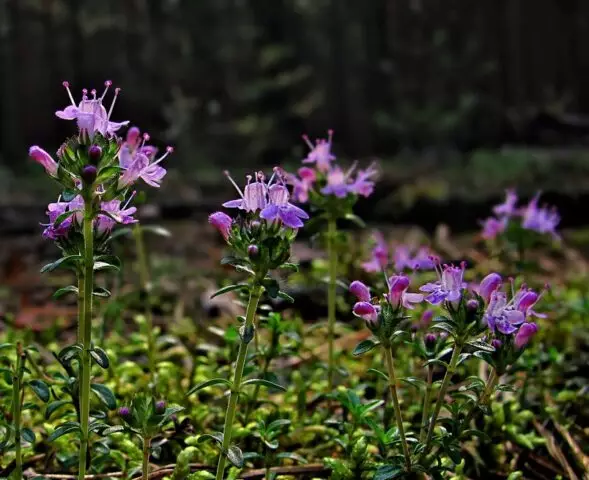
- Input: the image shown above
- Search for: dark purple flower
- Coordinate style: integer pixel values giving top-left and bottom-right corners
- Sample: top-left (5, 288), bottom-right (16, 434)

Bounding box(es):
top-left (349, 280), bottom-right (371, 302)
top-left (260, 183), bottom-right (309, 229)
top-left (209, 212), bottom-right (232, 240)
top-left (479, 272), bottom-right (502, 303)
top-left (420, 262), bottom-right (467, 305)
top-left (119, 406), bottom-right (131, 418)
top-left (155, 400), bottom-right (166, 414)
top-left (29, 146), bottom-right (58, 177)
top-left (493, 189), bottom-right (518, 217)
top-left (247, 244), bottom-right (259, 258)
top-left (55, 80), bottom-right (129, 137)
top-left (223, 171), bottom-right (268, 212)
top-left (514, 322), bottom-right (538, 348)
top-left (301, 130), bottom-right (335, 173)
top-left (362, 232), bottom-right (389, 272)
top-left (418, 310), bottom-right (434, 329)
top-left (88, 145), bottom-right (102, 163)
top-left (81, 165), bottom-right (98, 185)
top-left (424, 333), bottom-right (437, 349)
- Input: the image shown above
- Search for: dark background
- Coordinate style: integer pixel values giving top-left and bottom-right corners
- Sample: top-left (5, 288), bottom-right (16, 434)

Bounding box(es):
top-left (2, 0), bottom-right (589, 223)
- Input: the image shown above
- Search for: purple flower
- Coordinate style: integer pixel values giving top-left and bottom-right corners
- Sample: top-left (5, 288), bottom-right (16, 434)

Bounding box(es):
top-left (484, 290), bottom-right (526, 334)
top-left (349, 280), bottom-right (371, 302)
top-left (493, 189), bottom-right (518, 217)
top-left (349, 163), bottom-right (378, 197)
top-left (301, 130), bottom-right (335, 173)
top-left (29, 146), bottom-right (58, 177)
top-left (514, 322), bottom-right (538, 348)
top-left (287, 167), bottom-right (316, 203)
top-left (118, 132), bottom-right (172, 189)
top-left (362, 232), bottom-right (389, 272)
top-left (521, 193), bottom-right (560, 238)
top-left (353, 301), bottom-right (379, 326)
top-left (260, 183), bottom-right (309, 229)
top-left (55, 81), bottom-right (129, 138)
top-left (412, 248), bottom-right (436, 270)
top-left (417, 310), bottom-right (434, 329)
top-left (223, 172), bottom-right (268, 212)
top-left (387, 274), bottom-right (423, 309)
top-left (420, 262), bottom-right (467, 305)
top-left (392, 245), bottom-right (413, 271)
top-left (42, 195), bottom-right (84, 239)
top-left (209, 212), bottom-right (233, 240)
top-left (321, 166), bottom-right (354, 198)
top-left (512, 286), bottom-right (546, 319)
top-left (479, 272), bottom-right (503, 303)
top-left (96, 199), bottom-right (137, 234)
top-left (119, 406), bottom-right (131, 417)
top-left (481, 216), bottom-right (507, 240)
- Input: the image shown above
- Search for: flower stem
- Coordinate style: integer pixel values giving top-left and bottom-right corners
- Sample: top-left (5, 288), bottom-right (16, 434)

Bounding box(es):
top-left (419, 365), bottom-right (434, 443)
top-left (12, 343), bottom-right (25, 480)
top-left (421, 342), bottom-right (462, 456)
top-left (461, 368), bottom-right (498, 430)
top-left (78, 203), bottom-right (95, 480)
top-left (142, 436), bottom-right (151, 480)
top-left (383, 346), bottom-right (411, 472)
top-left (133, 224), bottom-right (156, 382)
top-left (327, 217), bottom-right (337, 390)
top-left (215, 287), bottom-right (261, 480)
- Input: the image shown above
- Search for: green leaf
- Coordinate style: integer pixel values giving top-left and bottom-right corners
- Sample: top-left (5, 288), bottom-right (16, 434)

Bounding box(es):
top-left (374, 465), bottom-right (404, 480)
top-left (186, 378), bottom-right (232, 396)
top-left (344, 213), bottom-right (366, 228)
top-left (431, 322), bottom-right (456, 337)
top-left (53, 285), bottom-right (78, 299)
top-left (276, 452), bottom-right (307, 464)
top-left (28, 380), bottom-right (50, 403)
top-left (211, 284), bottom-right (246, 299)
top-left (21, 428), bottom-right (36, 444)
top-left (58, 344), bottom-right (83, 363)
top-left (46, 400), bottom-right (72, 420)
top-left (263, 279), bottom-right (280, 298)
top-left (141, 225), bottom-right (172, 237)
top-left (90, 347), bottom-right (110, 369)
top-left (277, 291), bottom-right (294, 303)
top-left (91, 384), bottom-right (117, 410)
top-left (496, 383), bottom-right (516, 392)
top-left (93, 261), bottom-right (120, 272)
top-left (400, 376), bottom-right (426, 390)
top-left (95, 166), bottom-right (122, 184)
top-left (41, 255), bottom-right (82, 273)
top-left (368, 368), bottom-right (389, 382)
top-left (48, 422), bottom-right (80, 442)
top-left (92, 287), bottom-right (111, 298)
top-left (61, 189), bottom-right (78, 202)
top-left (280, 262), bottom-right (299, 272)
top-left (461, 428), bottom-right (491, 442)
top-left (352, 339), bottom-right (379, 356)
top-left (467, 340), bottom-right (495, 352)
top-left (226, 445), bottom-right (244, 468)
top-left (197, 432), bottom-right (224, 446)
top-left (53, 209), bottom-right (78, 228)
top-left (102, 425), bottom-right (125, 436)
top-left (241, 378), bottom-right (286, 392)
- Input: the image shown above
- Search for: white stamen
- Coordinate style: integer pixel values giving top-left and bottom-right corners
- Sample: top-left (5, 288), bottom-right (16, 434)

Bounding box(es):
top-left (101, 80), bottom-right (112, 101)
top-left (107, 88), bottom-right (121, 120)
top-left (63, 81), bottom-right (76, 106)
top-left (224, 171), bottom-right (244, 198)
top-left (302, 134), bottom-right (314, 150)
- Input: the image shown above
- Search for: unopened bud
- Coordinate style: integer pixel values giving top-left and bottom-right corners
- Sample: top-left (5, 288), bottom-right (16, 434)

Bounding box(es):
top-left (466, 299), bottom-right (479, 312)
top-left (492, 339), bottom-right (502, 350)
top-left (425, 333), bottom-right (437, 349)
top-left (88, 145), bottom-right (102, 164)
top-left (155, 400), bottom-right (166, 414)
top-left (250, 220), bottom-right (261, 232)
top-left (119, 406), bottom-right (131, 418)
top-left (81, 165), bottom-right (97, 185)
top-left (247, 244), bottom-right (259, 258)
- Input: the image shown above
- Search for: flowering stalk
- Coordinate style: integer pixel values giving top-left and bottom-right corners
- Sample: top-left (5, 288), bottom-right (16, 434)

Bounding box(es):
top-left (383, 346), bottom-right (411, 472)
top-left (133, 223), bottom-right (156, 381)
top-left (421, 342), bottom-right (462, 456)
top-left (11, 343), bottom-right (25, 480)
top-left (327, 217), bottom-right (338, 390)
top-left (142, 436), bottom-right (152, 480)
top-left (78, 194), bottom-right (95, 480)
top-left (418, 364), bottom-right (434, 443)
top-left (215, 286), bottom-right (262, 480)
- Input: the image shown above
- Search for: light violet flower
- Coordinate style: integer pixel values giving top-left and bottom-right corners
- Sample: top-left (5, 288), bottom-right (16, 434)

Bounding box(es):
top-left (349, 163), bottom-right (378, 197)
top-left (42, 195), bottom-right (84, 239)
top-left (512, 285), bottom-right (547, 319)
top-left (96, 198), bottom-right (137, 234)
top-left (353, 301), bottom-right (379, 326)
top-left (387, 274), bottom-right (423, 310)
top-left (514, 322), bottom-right (538, 348)
top-left (55, 81), bottom-right (129, 137)
top-left (209, 212), bottom-right (233, 241)
top-left (118, 132), bottom-right (172, 189)
top-left (223, 171), bottom-right (268, 212)
top-left (393, 245), bottom-right (413, 271)
top-left (420, 262), bottom-right (467, 305)
top-left (521, 193), bottom-right (560, 238)
top-left (349, 280), bottom-right (371, 302)
top-left (479, 272), bottom-right (503, 303)
top-left (321, 166), bottom-right (354, 198)
top-left (484, 290), bottom-right (525, 334)
top-left (493, 189), bottom-right (518, 217)
top-left (363, 232), bottom-right (389, 272)
top-left (481, 216), bottom-right (507, 240)
top-left (302, 130), bottom-right (335, 173)
top-left (287, 167), bottom-right (316, 203)
top-left (29, 146), bottom-right (58, 177)
top-left (260, 183), bottom-right (309, 229)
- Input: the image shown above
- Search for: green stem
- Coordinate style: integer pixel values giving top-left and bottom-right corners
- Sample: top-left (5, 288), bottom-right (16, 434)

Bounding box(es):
top-left (78, 202), bottom-right (95, 480)
top-left (421, 342), bottom-right (462, 456)
top-left (327, 217), bottom-right (337, 390)
top-left (215, 287), bottom-right (261, 480)
top-left (142, 437), bottom-right (151, 480)
top-left (383, 346), bottom-right (411, 472)
top-left (133, 224), bottom-right (156, 382)
top-left (461, 368), bottom-right (498, 430)
top-left (418, 365), bottom-right (434, 443)
top-left (12, 343), bottom-right (25, 480)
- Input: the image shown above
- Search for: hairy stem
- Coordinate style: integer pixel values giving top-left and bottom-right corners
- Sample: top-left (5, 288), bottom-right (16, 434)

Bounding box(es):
top-left (12, 343), bottom-right (25, 480)
top-left (419, 365), bottom-right (434, 443)
top-left (421, 342), bottom-right (462, 456)
top-left (215, 287), bottom-right (261, 480)
top-left (327, 217), bottom-right (337, 390)
top-left (142, 437), bottom-right (151, 480)
top-left (78, 202), bottom-right (95, 480)
top-left (133, 224), bottom-right (156, 383)
top-left (384, 346), bottom-right (412, 472)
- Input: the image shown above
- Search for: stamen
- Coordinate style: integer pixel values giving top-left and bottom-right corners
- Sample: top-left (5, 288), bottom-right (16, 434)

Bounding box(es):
top-left (62, 81), bottom-right (76, 106)
top-left (301, 134), bottom-right (314, 150)
top-left (91, 89), bottom-right (97, 99)
top-left (151, 147), bottom-right (173, 166)
top-left (107, 87), bottom-right (121, 120)
top-left (101, 80), bottom-right (112, 100)
top-left (123, 190), bottom-right (137, 209)
top-left (345, 161), bottom-right (358, 178)
top-left (224, 170), bottom-right (244, 198)
top-left (327, 129), bottom-right (334, 144)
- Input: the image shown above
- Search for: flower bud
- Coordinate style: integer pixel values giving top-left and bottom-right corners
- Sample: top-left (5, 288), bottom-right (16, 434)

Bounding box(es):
top-left (250, 220), bottom-right (262, 232)
top-left (126, 127), bottom-right (141, 145)
top-left (155, 400), bottom-right (166, 414)
top-left (88, 145), bottom-right (102, 164)
top-left (424, 333), bottom-right (437, 350)
top-left (492, 339), bottom-right (502, 350)
top-left (349, 280), bottom-right (371, 302)
top-left (247, 244), bottom-right (259, 258)
top-left (119, 406), bottom-right (131, 418)
top-left (388, 275), bottom-right (410, 309)
top-left (466, 299), bottom-right (479, 312)
top-left (353, 301), bottom-right (379, 330)
top-left (81, 165), bottom-right (97, 185)
top-left (208, 212), bottom-right (232, 241)
top-left (479, 273), bottom-right (502, 303)
top-left (514, 322), bottom-right (538, 349)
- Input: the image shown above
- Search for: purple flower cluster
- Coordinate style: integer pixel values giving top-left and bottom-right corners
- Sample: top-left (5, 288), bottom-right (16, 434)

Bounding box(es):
top-left (286, 131), bottom-right (378, 203)
top-left (481, 189), bottom-right (560, 240)
top-left (362, 231), bottom-right (437, 273)
top-left (349, 275), bottom-right (423, 328)
top-left (479, 273), bottom-right (543, 348)
top-left (419, 261), bottom-right (467, 305)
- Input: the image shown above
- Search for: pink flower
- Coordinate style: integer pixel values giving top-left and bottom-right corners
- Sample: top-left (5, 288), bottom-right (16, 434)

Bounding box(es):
top-left (29, 146), bottom-right (58, 177)
top-left (362, 232), bottom-right (389, 272)
top-left (118, 131), bottom-right (172, 189)
top-left (514, 322), bottom-right (538, 348)
top-left (223, 171), bottom-right (268, 212)
top-left (353, 301), bottom-right (379, 326)
top-left (349, 281), bottom-right (371, 302)
top-left (301, 130), bottom-right (336, 173)
top-left (96, 199), bottom-right (137, 234)
top-left (388, 274), bottom-right (423, 309)
top-left (209, 212), bottom-right (233, 240)
top-left (479, 273), bottom-right (502, 303)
